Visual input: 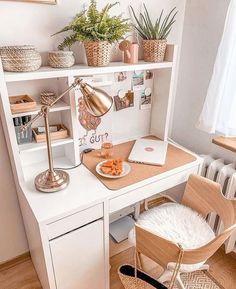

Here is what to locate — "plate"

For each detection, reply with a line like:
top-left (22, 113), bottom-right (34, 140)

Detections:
top-left (96, 160), bottom-right (131, 179)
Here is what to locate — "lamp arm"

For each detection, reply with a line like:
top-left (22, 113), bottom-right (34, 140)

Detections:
top-left (20, 78), bottom-right (82, 131)
top-left (49, 78), bottom-right (82, 107)
top-left (21, 110), bottom-right (43, 131)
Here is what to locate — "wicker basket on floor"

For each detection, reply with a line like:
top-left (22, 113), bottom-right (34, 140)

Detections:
top-left (84, 41), bottom-right (112, 67)
top-left (118, 265), bottom-right (168, 289)
top-left (143, 40), bottom-right (167, 63)
top-left (0, 45), bottom-right (42, 72)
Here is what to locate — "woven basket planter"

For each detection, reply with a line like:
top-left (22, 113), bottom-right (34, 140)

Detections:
top-left (48, 51), bottom-right (75, 68)
top-left (0, 45), bottom-right (42, 72)
top-left (143, 40), bottom-right (167, 63)
top-left (84, 41), bottom-right (112, 67)
top-left (40, 91), bottom-right (57, 105)
top-left (118, 265), bottom-right (167, 289)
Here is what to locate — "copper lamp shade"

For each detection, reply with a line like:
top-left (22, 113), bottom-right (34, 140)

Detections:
top-left (78, 80), bottom-right (113, 117)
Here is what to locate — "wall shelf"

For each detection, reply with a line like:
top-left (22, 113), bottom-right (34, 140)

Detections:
top-left (4, 61), bottom-right (173, 83)
top-left (11, 100), bottom-right (71, 118)
top-left (212, 136), bottom-right (236, 153)
top-left (19, 138), bottom-right (74, 153)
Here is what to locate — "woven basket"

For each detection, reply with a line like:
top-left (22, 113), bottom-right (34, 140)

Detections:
top-left (0, 45), bottom-right (42, 72)
top-left (143, 40), bottom-right (167, 63)
top-left (40, 92), bottom-right (57, 105)
top-left (118, 265), bottom-right (167, 289)
top-left (84, 41), bottom-right (112, 67)
top-left (48, 51), bottom-right (75, 68)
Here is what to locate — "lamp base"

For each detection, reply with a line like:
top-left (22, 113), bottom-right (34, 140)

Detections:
top-left (35, 169), bottom-right (69, 193)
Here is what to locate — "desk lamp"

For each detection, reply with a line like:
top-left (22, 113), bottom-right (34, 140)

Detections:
top-left (22, 78), bottom-right (113, 193)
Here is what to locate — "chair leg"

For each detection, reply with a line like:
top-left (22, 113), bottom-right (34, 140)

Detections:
top-left (176, 273), bottom-right (186, 289)
top-left (136, 252), bottom-right (143, 269)
top-left (158, 269), bottom-right (173, 283)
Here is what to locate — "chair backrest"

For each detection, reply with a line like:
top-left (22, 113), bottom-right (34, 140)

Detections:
top-left (182, 174), bottom-right (236, 229)
top-left (135, 174), bottom-right (236, 267)
top-left (135, 223), bottom-right (236, 267)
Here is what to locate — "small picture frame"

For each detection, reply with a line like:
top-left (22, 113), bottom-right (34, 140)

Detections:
top-left (132, 71), bottom-right (144, 91)
top-left (140, 87), bottom-right (152, 110)
top-left (114, 90), bottom-right (134, 111)
top-left (114, 71), bottom-right (127, 82)
top-left (145, 70), bottom-right (154, 80)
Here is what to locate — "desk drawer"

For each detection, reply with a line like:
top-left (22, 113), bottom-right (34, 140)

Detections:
top-left (47, 204), bottom-right (103, 240)
top-left (109, 166), bottom-right (199, 214)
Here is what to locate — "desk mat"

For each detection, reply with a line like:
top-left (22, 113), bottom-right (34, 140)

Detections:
top-left (83, 137), bottom-right (197, 191)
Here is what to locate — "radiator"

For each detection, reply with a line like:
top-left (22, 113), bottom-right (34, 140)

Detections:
top-left (201, 155), bottom-right (236, 253)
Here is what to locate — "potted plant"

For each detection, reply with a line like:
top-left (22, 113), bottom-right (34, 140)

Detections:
top-left (53, 0), bottom-right (130, 67)
top-left (130, 4), bottom-right (178, 63)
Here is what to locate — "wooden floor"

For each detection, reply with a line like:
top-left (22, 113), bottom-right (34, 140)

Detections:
top-left (0, 248), bottom-right (235, 289)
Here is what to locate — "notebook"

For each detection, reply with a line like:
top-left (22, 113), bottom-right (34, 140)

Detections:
top-left (128, 138), bottom-right (168, 166)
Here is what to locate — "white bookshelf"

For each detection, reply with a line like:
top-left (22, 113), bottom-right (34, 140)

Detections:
top-left (19, 138), bottom-right (74, 153)
top-left (4, 61), bottom-right (173, 83)
top-left (0, 45), bottom-right (178, 182)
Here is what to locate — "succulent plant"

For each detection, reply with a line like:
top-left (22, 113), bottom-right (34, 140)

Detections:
top-left (130, 4), bottom-right (178, 40)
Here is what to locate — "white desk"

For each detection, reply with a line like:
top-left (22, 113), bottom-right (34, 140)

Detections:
top-left (17, 141), bottom-right (202, 289)
top-left (0, 46), bottom-right (196, 289)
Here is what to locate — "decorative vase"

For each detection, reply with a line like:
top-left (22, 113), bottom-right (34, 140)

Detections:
top-left (0, 45), bottom-right (42, 72)
top-left (48, 51), bottom-right (75, 68)
top-left (83, 41), bottom-right (112, 67)
top-left (142, 40), bottom-right (167, 63)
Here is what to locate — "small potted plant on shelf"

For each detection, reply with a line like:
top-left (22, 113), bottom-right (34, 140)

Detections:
top-left (130, 4), bottom-right (178, 63)
top-left (53, 0), bottom-right (130, 67)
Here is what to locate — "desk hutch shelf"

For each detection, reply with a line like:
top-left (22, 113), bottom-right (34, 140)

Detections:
top-left (0, 44), bottom-right (202, 289)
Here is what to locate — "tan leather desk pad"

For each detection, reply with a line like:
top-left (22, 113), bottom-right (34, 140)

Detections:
top-left (83, 137), bottom-right (197, 191)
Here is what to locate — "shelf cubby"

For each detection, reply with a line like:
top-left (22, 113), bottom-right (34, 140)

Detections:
top-left (11, 100), bottom-right (70, 118)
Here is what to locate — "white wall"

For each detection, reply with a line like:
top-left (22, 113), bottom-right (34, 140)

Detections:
top-left (0, 0), bottom-right (186, 64)
top-left (0, 0), bottom-right (186, 262)
top-left (0, 119), bottom-right (28, 263)
top-left (172, 0), bottom-right (236, 163)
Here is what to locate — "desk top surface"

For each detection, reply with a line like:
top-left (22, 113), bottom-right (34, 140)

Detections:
top-left (83, 138), bottom-right (197, 191)
top-left (21, 141), bottom-right (202, 225)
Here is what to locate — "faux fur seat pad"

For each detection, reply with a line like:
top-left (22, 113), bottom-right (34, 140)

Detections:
top-left (128, 202), bottom-right (215, 272)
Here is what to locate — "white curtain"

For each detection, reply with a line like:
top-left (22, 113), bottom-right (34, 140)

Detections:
top-left (197, 0), bottom-right (236, 136)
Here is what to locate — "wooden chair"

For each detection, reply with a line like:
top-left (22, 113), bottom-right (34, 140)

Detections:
top-left (135, 174), bottom-right (236, 289)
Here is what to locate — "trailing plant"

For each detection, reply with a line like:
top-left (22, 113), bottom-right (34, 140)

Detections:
top-left (53, 0), bottom-right (130, 50)
top-left (130, 4), bottom-right (178, 40)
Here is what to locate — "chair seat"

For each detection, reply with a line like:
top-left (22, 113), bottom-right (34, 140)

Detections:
top-left (128, 202), bottom-right (215, 272)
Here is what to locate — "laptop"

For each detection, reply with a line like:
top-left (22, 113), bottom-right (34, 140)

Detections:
top-left (128, 138), bottom-right (168, 166)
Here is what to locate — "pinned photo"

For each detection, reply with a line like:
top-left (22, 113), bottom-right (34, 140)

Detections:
top-left (140, 87), bottom-right (152, 110)
top-left (114, 71), bottom-right (127, 82)
top-left (114, 89), bottom-right (134, 111)
top-left (132, 70), bottom-right (144, 91)
top-left (145, 70), bottom-right (154, 80)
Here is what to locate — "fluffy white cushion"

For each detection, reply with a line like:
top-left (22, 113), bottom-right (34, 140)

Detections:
top-left (128, 202), bottom-right (215, 272)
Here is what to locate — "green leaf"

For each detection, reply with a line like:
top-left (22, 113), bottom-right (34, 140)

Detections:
top-left (159, 7), bottom-right (177, 38)
top-left (129, 6), bottom-right (146, 34)
top-left (53, 0), bottom-right (130, 49)
top-left (143, 4), bottom-right (156, 39)
top-left (130, 5), bottom-right (177, 40)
